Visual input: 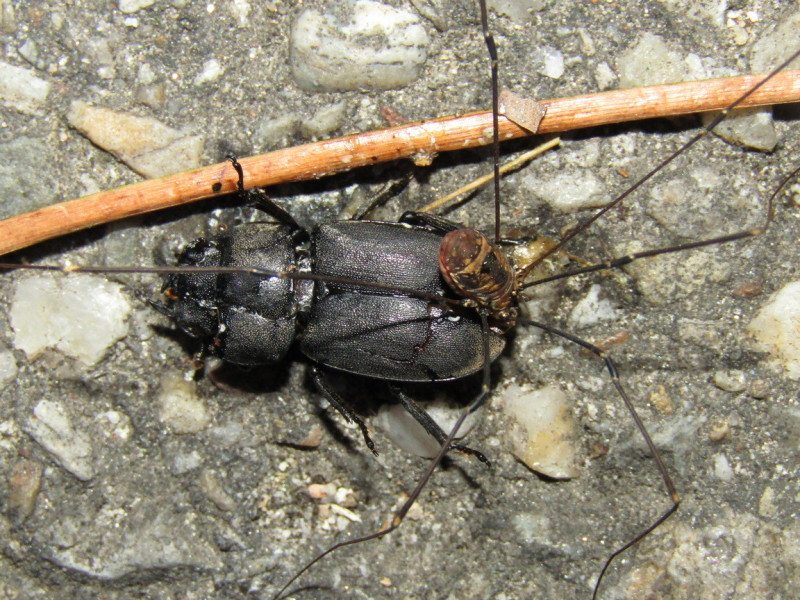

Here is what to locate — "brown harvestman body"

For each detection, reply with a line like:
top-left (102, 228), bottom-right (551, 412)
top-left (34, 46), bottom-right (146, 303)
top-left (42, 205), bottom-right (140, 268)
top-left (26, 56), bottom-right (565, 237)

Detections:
top-left (1, 1), bottom-right (800, 597)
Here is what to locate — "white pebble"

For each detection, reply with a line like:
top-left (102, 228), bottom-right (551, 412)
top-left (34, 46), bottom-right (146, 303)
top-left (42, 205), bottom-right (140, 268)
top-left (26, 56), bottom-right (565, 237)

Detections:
top-left (532, 46), bottom-right (564, 79)
top-left (746, 281), bottom-right (800, 379)
top-left (713, 453), bottom-right (734, 481)
top-left (157, 373), bottom-right (210, 434)
top-left (497, 384), bottom-right (579, 479)
top-left (193, 58), bottom-right (223, 85)
top-left (25, 400), bottom-right (95, 481)
top-left (289, 0), bottom-right (430, 92)
top-left (0, 61), bottom-right (51, 114)
top-left (118, 0), bottom-right (156, 13)
top-left (10, 274), bottom-right (130, 366)
top-left (374, 400), bottom-right (482, 459)
top-left (96, 410), bottom-right (133, 442)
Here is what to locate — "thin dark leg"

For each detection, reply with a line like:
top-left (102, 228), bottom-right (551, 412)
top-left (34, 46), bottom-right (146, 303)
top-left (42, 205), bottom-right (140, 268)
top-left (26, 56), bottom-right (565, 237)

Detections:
top-left (522, 163), bottom-right (800, 291)
top-left (391, 386), bottom-right (491, 466)
top-left (520, 317), bottom-right (680, 600)
top-left (353, 170), bottom-right (414, 220)
top-left (310, 366), bottom-right (377, 456)
top-left (227, 155), bottom-right (304, 231)
top-left (399, 210), bottom-right (462, 233)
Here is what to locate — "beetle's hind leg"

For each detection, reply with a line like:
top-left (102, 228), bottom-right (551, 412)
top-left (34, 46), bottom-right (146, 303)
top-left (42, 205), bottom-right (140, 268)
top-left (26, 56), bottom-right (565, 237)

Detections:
top-left (391, 387), bottom-right (491, 466)
top-left (311, 366), bottom-right (378, 455)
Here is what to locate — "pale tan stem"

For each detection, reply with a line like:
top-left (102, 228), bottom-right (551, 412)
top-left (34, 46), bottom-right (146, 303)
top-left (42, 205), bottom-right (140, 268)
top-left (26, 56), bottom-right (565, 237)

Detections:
top-left (0, 71), bottom-right (798, 256)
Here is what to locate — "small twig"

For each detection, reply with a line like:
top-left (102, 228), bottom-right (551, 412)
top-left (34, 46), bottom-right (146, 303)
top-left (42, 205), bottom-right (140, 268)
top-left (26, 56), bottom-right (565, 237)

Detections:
top-left (418, 137), bottom-right (561, 213)
top-left (0, 71), bottom-right (798, 256)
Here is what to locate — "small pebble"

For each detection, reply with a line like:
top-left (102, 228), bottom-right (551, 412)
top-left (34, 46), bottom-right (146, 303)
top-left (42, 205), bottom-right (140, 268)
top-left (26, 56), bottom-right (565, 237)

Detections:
top-left (198, 469), bottom-right (236, 511)
top-left (8, 457), bottom-right (43, 520)
top-left (95, 410), bottom-right (133, 442)
top-left (135, 82), bottom-right (166, 109)
top-left (702, 107), bottom-right (777, 152)
top-left (746, 281), bottom-right (800, 379)
top-left (758, 486), bottom-right (777, 518)
top-left (66, 101), bottom-right (204, 178)
top-left (712, 453), bottom-right (734, 481)
top-left (300, 101), bottom-right (347, 139)
top-left (497, 383), bottom-right (579, 479)
top-left (747, 379), bottom-right (770, 400)
top-left (732, 278), bottom-right (764, 298)
top-left (307, 482), bottom-right (337, 502)
top-left (157, 373), bottom-right (211, 434)
top-left (708, 421), bottom-right (730, 442)
top-left (649, 385), bottom-right (674, 415)
top-left (530, 46), bottom-right (564, 79)
top-left (0, 61), bottom-right (50, 113)
top-left (10, 274), bottom-right (131, 366)
top-left (289, 0), bottom-right (430, 92)
top-left (712, 370), bottom-right (747, 393)
top-left (254, 113), bottom-right (299, 149)
top-left (172, 450), bottom-right (203, 474)
top-left (527, 169), bottom-right (608, 213)
top-left (118, 0), bottom-right (156, 13)
top-left (193, 58), bottom-right (224, 85)
top-left (24, 400), bottom-right (95, 481)
top-left (17, 38), bottom-right (42, 69)
top-left (296, 424), bottom-right (324, 449)
top-left (594, 61), bottom-right (617, 89)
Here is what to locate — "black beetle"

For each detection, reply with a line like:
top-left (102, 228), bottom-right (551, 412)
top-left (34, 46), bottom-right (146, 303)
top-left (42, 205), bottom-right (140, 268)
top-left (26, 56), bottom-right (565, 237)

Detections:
top-left (160, 217), bottom-right (505, 381)
top-left (155, 178), bottom-right (511, 460)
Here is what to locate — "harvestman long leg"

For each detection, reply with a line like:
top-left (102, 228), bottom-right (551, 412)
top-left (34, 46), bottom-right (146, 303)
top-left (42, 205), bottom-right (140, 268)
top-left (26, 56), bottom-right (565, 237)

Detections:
top-left (271, 2), bottom-right (800, 597)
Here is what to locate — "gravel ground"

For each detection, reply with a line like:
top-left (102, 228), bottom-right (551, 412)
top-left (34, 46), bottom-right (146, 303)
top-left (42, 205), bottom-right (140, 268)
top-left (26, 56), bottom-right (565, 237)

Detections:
top-left (0, 1), bottom-right (798, 600)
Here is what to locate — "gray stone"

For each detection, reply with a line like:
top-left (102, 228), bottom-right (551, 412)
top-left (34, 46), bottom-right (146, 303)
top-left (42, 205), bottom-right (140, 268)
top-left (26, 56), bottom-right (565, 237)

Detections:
top-left (40, 500), bottom-right (223, 579)
top-left (10, 274), bottom-right (131, 366)
top-left (0, 61), bottom-right (50, 113)
top-left (527, 169), bottom-right (609, 212)
top-left (616, 32), bottom-right (708, 89)
top-left (289, 0), bottom-right (430, 92)
top-left (66, 101), bottom-right (204, 178)
top-left (24, 400), bottom-right (95, 481)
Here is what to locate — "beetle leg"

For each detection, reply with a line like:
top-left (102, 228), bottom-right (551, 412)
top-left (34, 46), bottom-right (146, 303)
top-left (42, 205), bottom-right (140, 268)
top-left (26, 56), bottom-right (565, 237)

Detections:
top-left (391, 387), bottom-right (491, 466)
top-left (310, 366), bottom-right (377, 456)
